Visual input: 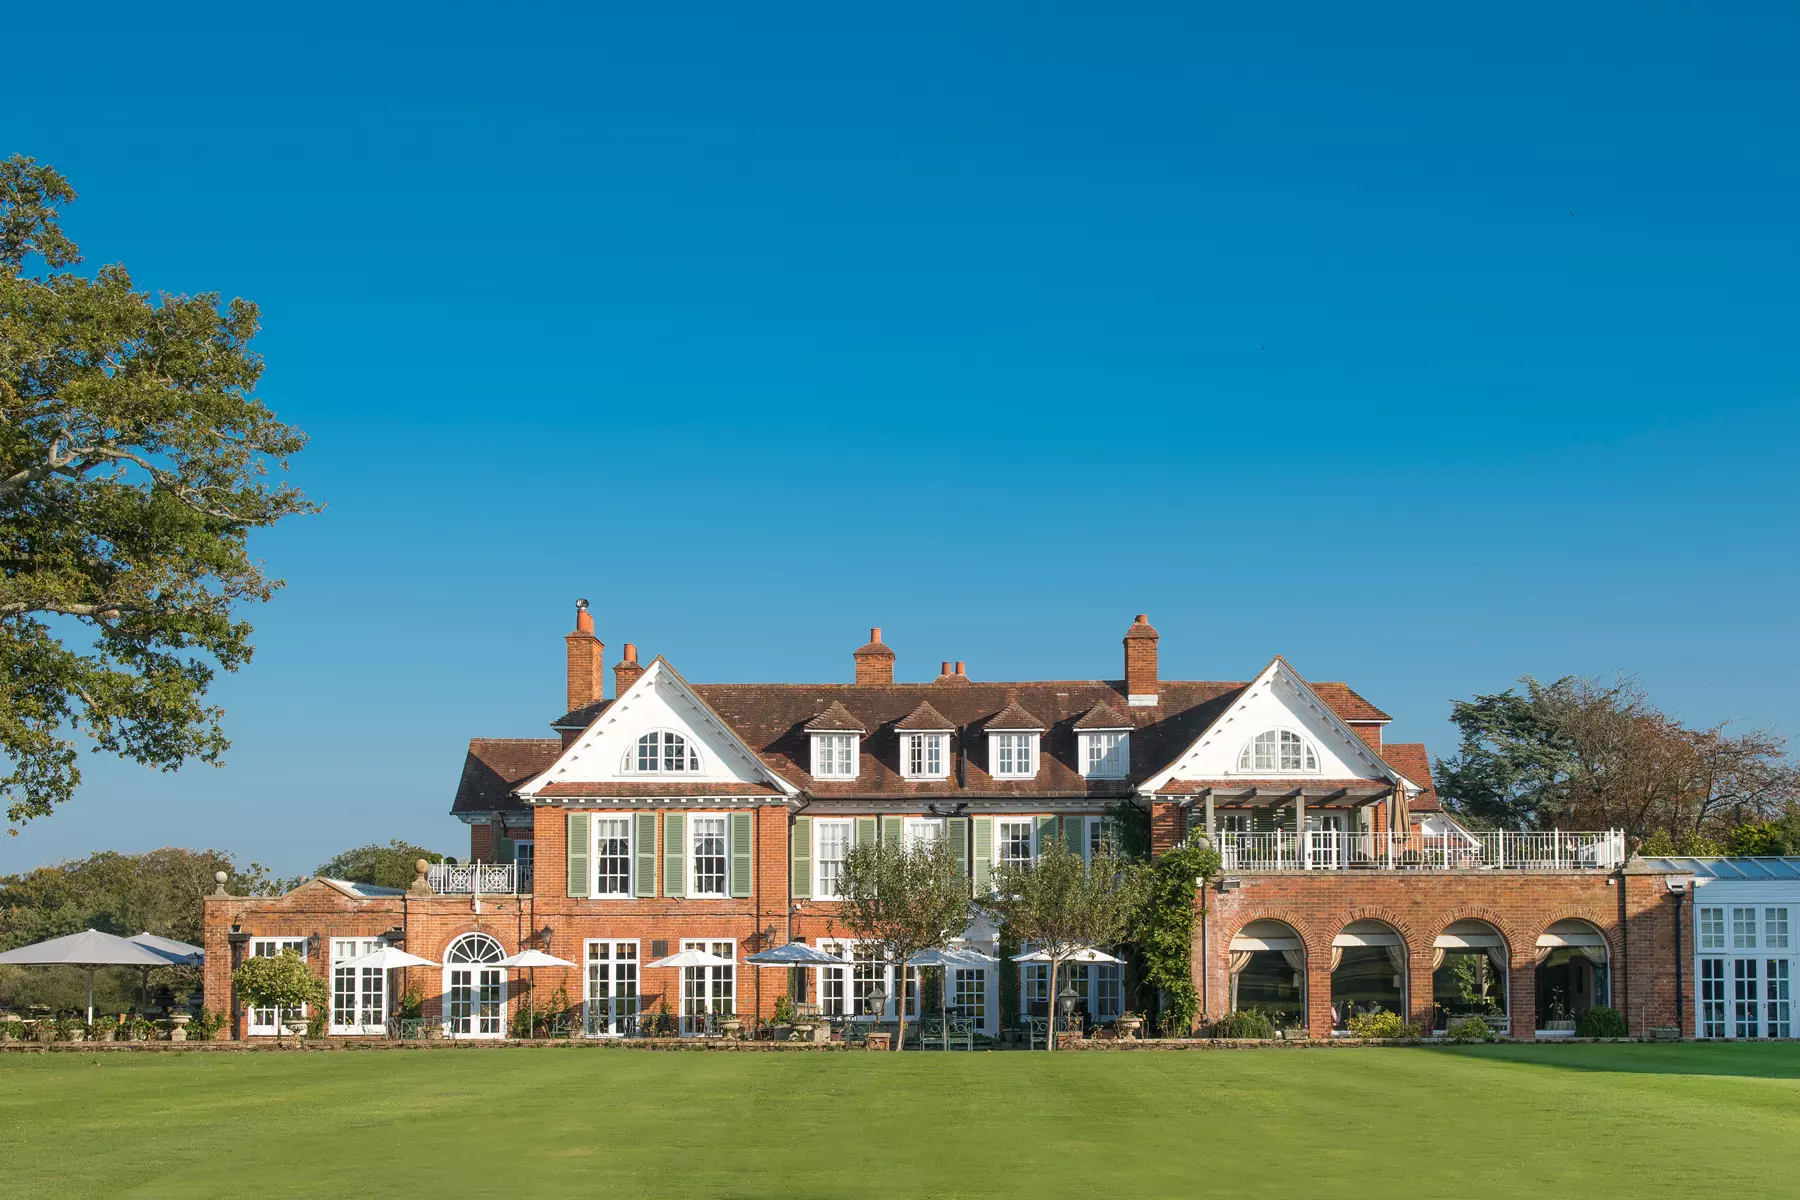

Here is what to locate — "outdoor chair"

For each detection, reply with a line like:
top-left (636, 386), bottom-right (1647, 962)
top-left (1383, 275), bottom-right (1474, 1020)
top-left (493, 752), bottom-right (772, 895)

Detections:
top-left (841, 1021), bottom-right (871, 1048)
top-left (1026, 1015), bottom-right (1051, 1050)
top-left (946, 1016), bottom-right (975, 1051)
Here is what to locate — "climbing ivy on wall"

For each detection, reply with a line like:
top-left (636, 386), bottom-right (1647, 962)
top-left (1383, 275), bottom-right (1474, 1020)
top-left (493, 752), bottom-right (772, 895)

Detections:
top-left (1133, 839), bottom-right (1222, 1037)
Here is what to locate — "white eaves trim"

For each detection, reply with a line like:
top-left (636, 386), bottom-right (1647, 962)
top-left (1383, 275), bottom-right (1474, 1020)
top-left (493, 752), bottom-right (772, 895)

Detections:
top-left (1135, 655), bottom-right (1421, 798)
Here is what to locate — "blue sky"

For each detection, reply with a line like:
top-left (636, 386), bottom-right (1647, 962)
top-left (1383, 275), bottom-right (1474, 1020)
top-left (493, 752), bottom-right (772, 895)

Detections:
top-left (5, 2), bottom-right (1798, 874)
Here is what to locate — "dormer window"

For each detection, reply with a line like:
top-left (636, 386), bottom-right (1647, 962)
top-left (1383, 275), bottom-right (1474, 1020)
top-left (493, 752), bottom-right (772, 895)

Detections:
top-left (1080, 732), bottom-right (1129, 779)
top-left (903, 733), bottom-right (949, 780)
top-left (811, 733), bottom-right (858, 779)
top-left (990, 733), bottom-right (1038, 779)
top-left (625, 730), bottom-right (699, 773)
top-left (1237, 729), bottom-right (1318, 773)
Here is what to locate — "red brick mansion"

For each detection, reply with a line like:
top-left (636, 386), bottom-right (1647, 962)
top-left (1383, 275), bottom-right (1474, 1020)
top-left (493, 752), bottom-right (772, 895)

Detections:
top-left (204, 603), bottom-right (1697, 1042)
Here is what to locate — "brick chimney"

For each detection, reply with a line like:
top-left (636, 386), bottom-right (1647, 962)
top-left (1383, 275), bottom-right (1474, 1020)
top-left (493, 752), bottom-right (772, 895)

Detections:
top-left (1124, 614), bottom-right (1159, 705)
top-left (614, 642), bottom-right (645, 695)
top-left (565, 598), bottom-right (605, 713)
top-left (853, 628), bottom-right (895, 685)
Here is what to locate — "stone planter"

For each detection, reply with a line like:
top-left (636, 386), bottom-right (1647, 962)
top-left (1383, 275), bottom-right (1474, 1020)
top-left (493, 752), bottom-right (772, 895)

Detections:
top-left (1116, 1017), bottom-right (1144, 1041)
top-left (423, 1024), bottom-right (444, 1041)
top-left (169, 1014), bottom-right (191, 1043)
top-left (1279, 1027), bottom-right (1309, 1042)
top-left (771, 1023), bottom-right (795, 1043)
top-left (719, 1018), bottom-right (744, 1040)
top-left (35, 1025), bottom-right (56, 1044)
top-left (90, 1026), bottom-right (116, 1043)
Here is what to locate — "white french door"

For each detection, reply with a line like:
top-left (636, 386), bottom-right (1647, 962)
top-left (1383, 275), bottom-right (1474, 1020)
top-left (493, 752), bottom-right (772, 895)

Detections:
top-left (586, 940), bottom-right (640, 1035)
top-left (1733, 958), bottom-right (1760, 1039)
top-left (680, 939), bottom-right (735, 1035)
top-left (330, 938), bottom-right (387, 1034)
top-left (247, 938), bottom-right (309, 1036)
top-left (443, 933), bottom-right (507, 1038)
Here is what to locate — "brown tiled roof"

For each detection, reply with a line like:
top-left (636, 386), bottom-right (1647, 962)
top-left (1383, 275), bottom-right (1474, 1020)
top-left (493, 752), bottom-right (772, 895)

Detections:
top-left (534, 781), bottom-right (783, 798)
top-left (804, 701), bottom-right (866, 733)
top-left (1380, 743), bottom-right (1441, 811)
top-left (451, 738), bottom-right (562, 817)
top-left (895, 700), bottom-right (954, 731)
top-left (1074, 700), bottom-right (1132, 730)
top-left (985, 699), bottom-right (1047, 731)
top-left (1310, 683), bottom-right (1389, 723)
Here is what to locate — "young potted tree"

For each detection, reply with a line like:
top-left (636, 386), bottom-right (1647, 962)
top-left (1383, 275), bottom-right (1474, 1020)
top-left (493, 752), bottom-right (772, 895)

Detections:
top-left (231, 950), bottom-right (326, 1047)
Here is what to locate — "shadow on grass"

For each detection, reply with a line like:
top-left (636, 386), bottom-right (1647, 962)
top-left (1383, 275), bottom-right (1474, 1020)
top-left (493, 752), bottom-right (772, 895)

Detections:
top-left (1419, 1040), bottom-right (1800, 1079)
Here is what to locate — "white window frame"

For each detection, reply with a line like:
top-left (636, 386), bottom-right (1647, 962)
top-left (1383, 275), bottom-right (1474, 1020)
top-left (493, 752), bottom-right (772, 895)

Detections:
top-left (810, 733), bottom-right (859, 779)
top-left (623, 729), bottom-right (702, 774)
top-left (1080, 731), bottom-right (1129, 779)
top-left (1700, 956), bottom-right (1726, 1038)
top-left (329, 937), bottom-right (387, 1035)
top-left (815, 938), bottom-right (915, 1022)
top-left (1235, 728), bottom-right (1321, 775)
top-left (996, 818), bottom-right (1035, 870)
top-left (904, 817), bottom-right (946, 849)
top-left (1699, 906), bottom-right (1726, 951)
top-left (679, 938), bottom-right (736, 1035)
top-left (591, 815), bottom-right (633, 896)
top-left (1015, 952), bottom-right (1122, 1022)
top-left (990, 732), bottom-right (1039, 779)
top-left (512, 839), bottom-right (535, 891)
top-left (1085, 817), bottom-right (1120, 862)
top-left (689, 814), bottom-right (728, 898)
top-left (584, 939), bottom-right (640, 1036)
top-left (1733, 907), bottom-right (1758, 950)
top-left (902, 732), bottom-right (950, 781)
top-left (247, 937), bottom-right (310, 1036)
top-left (443, 932), bottom-right (507, 1039)
top-left (1766, 907), bottom-right (1790, 950)
top-left (814, 818), bottom-right (852, 900)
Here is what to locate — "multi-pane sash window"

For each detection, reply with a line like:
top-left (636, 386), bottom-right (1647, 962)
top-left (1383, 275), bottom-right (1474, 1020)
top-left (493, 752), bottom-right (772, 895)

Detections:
top-left (997, 819), bottom-right (1033, 869)
top-left (953, 968), bottom-right (987, 1022)
top-left (904, 817), bottom-right (945, 849)
top-left (1021, 963), bottom-right (1049, 1012)
top-left (1700, 958), bottom-right (1726, 1038)
top-left (1095, 963), bottom-right (1123, 1019)
top-left (595, 817), bottom-right (631, 895)
top-left (992, 733), bottom-right (1036, 778)
top-left (1238, 729), bottom-right (1318, 772)
top-left (514, 840), bottom-right (535, 891)
top-left (1734, 958), bottom-right (1760, 1037)
top-left (586, 940), bottom-right (639, 1036)
top-left (1699, 907), bottom-right (1725, 951)
top-left (815, 820), bottom-right (851, 900)
top-left (330, 938), bottom-right (385, 1034)
top-left (632, 730), bottom-right (699, 772)
top-left (1767, 959), bottom-right (1792, 1038)
top-left (1766, 908), bottom-right (1790, 949)
top-left (820, 947), bottom-right (848, 1017)
top-left (1082, 732), bottom-right (1128, 778)
top-left (904, 733), bottom-right (947, 779)
top-left (1733, 908), bottom-right (1758, 949)
top-left (812, 733), bottom-right (857, 778)
top-left (248, 938), bottom-right (308, 1035)
top-left (852, 943), bottom-right (887, 1017)
top-left (1088, 818), bottom-right (1118, 861)
top-left (691, 817), bottom-right (727, 897)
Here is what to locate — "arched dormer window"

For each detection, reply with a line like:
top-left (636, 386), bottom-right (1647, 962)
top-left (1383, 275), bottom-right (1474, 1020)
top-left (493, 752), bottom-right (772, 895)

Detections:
top-left (1237, 729), bottom-right (1318, 773)
top-left (623, 730), bottom-right (700, 773)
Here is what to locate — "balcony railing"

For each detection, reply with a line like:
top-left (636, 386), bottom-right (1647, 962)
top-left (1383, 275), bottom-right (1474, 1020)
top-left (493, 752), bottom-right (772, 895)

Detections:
top-left (1217, 829), bottom-right (1626, 872)
top-left (426, 862), bottom-right (522, 894)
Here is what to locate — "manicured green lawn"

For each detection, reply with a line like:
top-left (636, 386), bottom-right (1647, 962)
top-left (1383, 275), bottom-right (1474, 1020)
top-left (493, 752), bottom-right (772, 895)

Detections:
top-left (1, 1043), bottom-right (1796, 1198)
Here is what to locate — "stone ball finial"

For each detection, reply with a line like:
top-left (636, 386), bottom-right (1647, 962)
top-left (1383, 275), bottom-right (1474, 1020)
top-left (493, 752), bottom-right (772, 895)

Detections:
top-left (415, 858), bottom-right (430, 876)
top-left (409, 858), bottom-right (433, 897)
top-left (212, 870), bottom-right (229, 896)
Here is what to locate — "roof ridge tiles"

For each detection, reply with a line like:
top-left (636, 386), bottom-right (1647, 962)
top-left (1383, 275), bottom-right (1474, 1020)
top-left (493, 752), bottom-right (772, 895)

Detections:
top-left (894, 699), bottom-right (956, 730)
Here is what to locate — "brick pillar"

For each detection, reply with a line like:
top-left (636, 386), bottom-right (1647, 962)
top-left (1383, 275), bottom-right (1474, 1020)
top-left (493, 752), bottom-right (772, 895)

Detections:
top-left (1306, 951), bottom-right (1333, 1039)
top-left (1407, 944), bottom-right (1435, 1033)
top-left (1508, 962), bottom-right (1536, 1038)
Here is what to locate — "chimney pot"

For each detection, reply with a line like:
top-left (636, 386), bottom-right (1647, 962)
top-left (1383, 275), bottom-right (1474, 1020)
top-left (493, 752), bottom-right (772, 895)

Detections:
top-left (623, 643), bottom-right (638, 663)
top-left (565, 599), bottom-right (604, 712)
top-left (941, 661), bottom-right (953, 675)
top-left (614, 643), bottom-right (646, 695)
top-left (954, 661), bottom-right (965, 676)
top-left (870, 627), bottom-right (882, 643)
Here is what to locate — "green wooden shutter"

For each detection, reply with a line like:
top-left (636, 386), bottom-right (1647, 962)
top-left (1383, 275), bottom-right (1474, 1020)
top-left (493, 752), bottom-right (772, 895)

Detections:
top-left (947, 815), bottom-right (970, 882)
top-left (729, 812), bottom-right (753, 898)
top-left (1035, 815), bottom-right (1058, 858)
top-left (663, 812), bottom-right (686, 898)
top-left (855, 816), bottom-right (877, 848)
top-left (973, 817), bottom-right (994, 893)
top-left (496, 834), bottom-right (514, 864)
top-left (634, 812), bottom-right (657, 898)
top-left (566, 812), bottom-right (590, 898)
top-left (1064, 816), bottom-right (1086, 857)
top-left (791, 816), bottom-right (813, 900)
top-left (881, 815), bottom-right (903, 849)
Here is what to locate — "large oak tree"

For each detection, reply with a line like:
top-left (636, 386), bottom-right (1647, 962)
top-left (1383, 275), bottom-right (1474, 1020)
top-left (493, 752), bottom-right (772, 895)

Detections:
top-left (0, 156), bottom-right (316, 829)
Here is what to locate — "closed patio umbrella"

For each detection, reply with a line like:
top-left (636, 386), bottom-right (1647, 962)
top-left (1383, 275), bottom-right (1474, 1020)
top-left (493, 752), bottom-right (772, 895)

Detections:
top-left (495, 949), bottom-right (577, 1038)
top-left (0, 929), bottom-right (185, 1024)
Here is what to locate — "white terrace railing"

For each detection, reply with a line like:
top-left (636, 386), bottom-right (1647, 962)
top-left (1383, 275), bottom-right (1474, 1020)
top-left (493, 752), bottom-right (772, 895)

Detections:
top-left (1217, 829), bottom-right (1627, 872)
top-left (426, 862), bottom-right (522, 895)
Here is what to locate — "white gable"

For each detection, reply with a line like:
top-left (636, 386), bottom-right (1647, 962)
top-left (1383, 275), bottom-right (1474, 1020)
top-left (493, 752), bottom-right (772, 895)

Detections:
top-left (1140, 658), bottom-right (1410, 792)
top-left (519, 659), bottom-right (794, 796)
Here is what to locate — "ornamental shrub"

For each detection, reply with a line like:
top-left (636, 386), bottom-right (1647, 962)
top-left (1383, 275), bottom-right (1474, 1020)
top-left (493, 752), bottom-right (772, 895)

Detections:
top-left (1577, 1005), bottom-right (1627, 1038)
top-left (189, 1008), bottom-right (226, 1040)
top-left (1207, 1010), bottom-right (1277, 1039)
top-left (1345, 1010), bottom-right (1422, 1039)
top-left (1445, 1015), bottom-right (1494, 1042)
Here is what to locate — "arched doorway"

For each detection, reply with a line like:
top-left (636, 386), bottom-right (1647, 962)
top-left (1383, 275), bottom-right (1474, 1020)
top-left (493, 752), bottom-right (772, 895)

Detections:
top-left (1228, 919), bottom-right (1306, 1028)
top-left (1432, 920), bottom-right (1509, 1032)
top-left (1330, 920), bottom-right (1406, 1031)
top-left (444, 933), bottom-right (507, 1039)
top-left (1535, 920), bottom-right (1609, 1036)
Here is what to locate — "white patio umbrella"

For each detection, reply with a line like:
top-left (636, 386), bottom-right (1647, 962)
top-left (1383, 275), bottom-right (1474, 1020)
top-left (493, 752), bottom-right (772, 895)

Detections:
top-left (129, 933), bottom-right (203, 965)
top-left (906, 946), bottom-right (999, 1042)
top-left (644, 948), bottom-right (735, 969)
top-left (0, 929), bottom-right (183, 1024)
top-left (338, 946), bottom-right (440, 1037)
top-left (495, 949), bottom-right (577, 1038)
top-left (1009, 946), bottom-right (1123, 964)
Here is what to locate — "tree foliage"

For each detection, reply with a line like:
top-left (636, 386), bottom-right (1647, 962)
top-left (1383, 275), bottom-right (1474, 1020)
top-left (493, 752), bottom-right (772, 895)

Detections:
top-left (1436, 674), bottom-right (1800, 841)
top-left (1133, 838), bottom-right (1220, 1037)
top-left (986, 842), bottom-right (1149, 1049)
top-left (231, 950), bottom-right (325, 1043)
top-left (314, 840), bottom-right (445, 890)
top-left (834, 837), bottom-right (970, 1051)
top-left (0, 155), bottom-right (318, 829)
